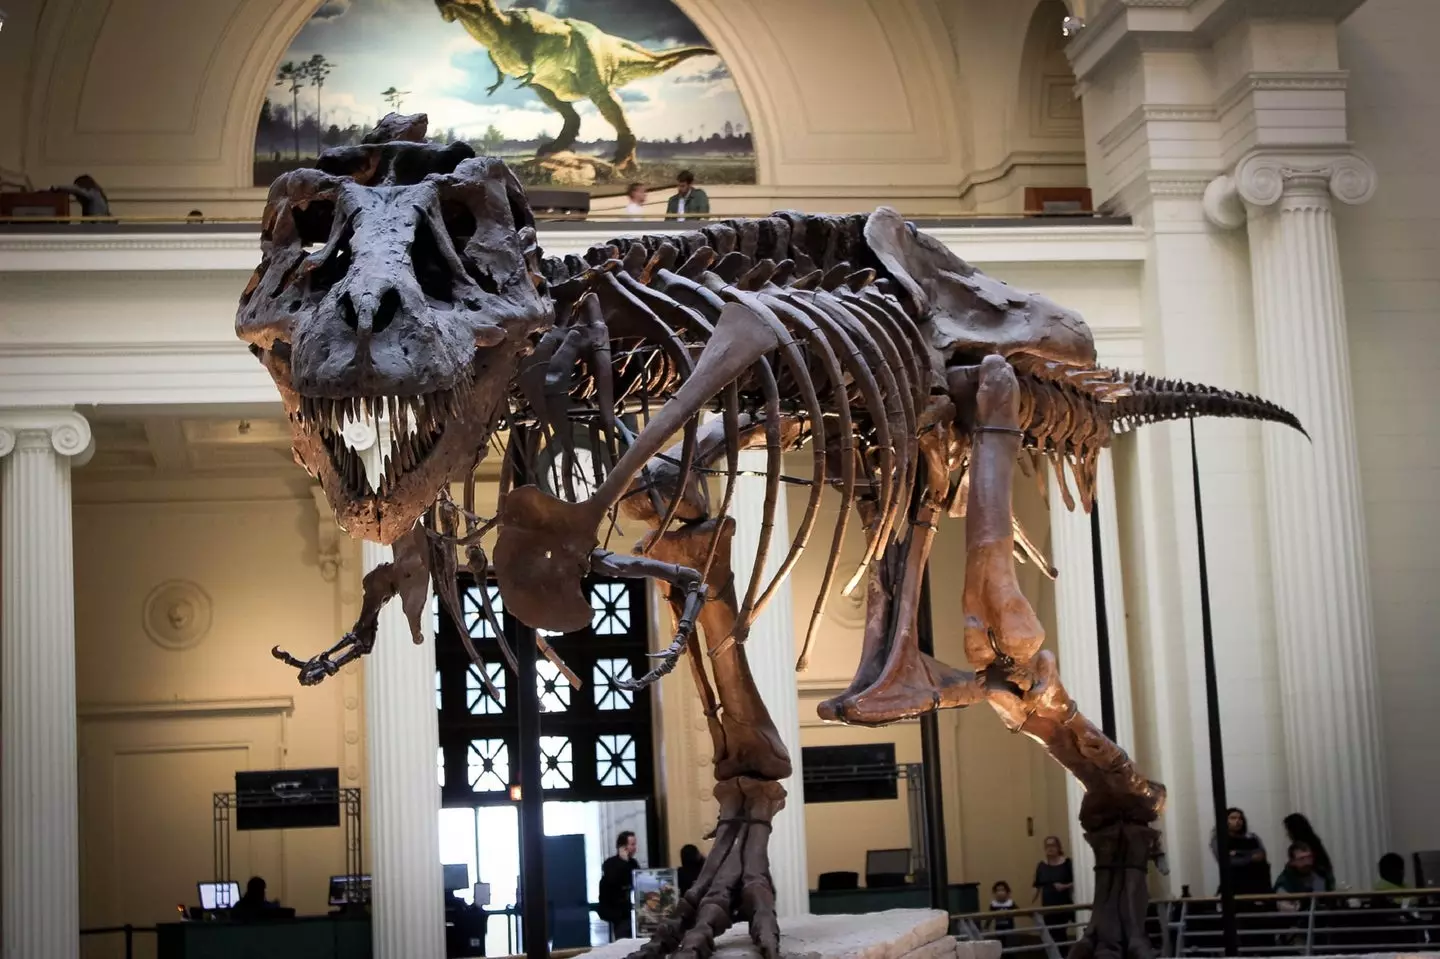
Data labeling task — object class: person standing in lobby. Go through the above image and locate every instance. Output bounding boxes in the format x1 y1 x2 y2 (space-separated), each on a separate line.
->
598 831 640 942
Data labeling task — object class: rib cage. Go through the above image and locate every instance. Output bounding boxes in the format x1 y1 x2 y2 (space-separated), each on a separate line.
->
512 211 1305 666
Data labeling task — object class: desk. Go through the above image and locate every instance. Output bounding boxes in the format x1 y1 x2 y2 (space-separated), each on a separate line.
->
156 914 371 959
809 883 979 920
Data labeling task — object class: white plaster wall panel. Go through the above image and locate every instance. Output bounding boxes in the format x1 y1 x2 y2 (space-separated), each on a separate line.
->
1335 0 1440 866
0 0 43 175
695 0 966 185
27 0 276 182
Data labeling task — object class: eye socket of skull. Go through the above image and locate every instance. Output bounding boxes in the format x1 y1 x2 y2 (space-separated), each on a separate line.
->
436 158 535 299
237 171 345 345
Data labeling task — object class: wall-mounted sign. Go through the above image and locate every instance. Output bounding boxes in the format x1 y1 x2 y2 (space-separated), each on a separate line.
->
255 0 756 191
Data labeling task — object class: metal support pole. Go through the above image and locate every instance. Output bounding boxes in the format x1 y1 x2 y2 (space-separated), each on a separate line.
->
916 566 950 913
512 430 551 959
1190 418 1238 955
516 631 549 958
1089 506 1116 741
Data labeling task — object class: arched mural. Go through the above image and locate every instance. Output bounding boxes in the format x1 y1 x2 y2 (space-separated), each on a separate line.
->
253 0 756 189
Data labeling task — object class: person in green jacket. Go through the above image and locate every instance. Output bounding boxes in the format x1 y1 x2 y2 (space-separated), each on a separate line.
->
665 170 709 220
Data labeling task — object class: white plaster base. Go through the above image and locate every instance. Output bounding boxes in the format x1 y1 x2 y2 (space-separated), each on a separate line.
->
585 909 997 959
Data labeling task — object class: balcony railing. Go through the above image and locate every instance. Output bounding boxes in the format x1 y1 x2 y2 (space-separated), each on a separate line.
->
954 888 1440 957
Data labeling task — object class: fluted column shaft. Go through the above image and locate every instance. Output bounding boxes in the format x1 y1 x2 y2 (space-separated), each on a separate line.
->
1047 451 1134 904
1207 150 1388 885
0 409 92 959
345 418 445 958
730 451 808 917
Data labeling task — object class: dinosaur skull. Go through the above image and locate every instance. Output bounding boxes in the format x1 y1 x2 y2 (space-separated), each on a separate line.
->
863 207 1098 369
237 147 554 544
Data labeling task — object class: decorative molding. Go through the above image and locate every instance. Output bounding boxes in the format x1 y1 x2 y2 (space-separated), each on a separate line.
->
1214 70 1349 120
0 223 1149 274
78 696 295 720
0 407 94 463
141 579 213 651
1203 150 1378 229
310 486 344 583
1098 104 1216 153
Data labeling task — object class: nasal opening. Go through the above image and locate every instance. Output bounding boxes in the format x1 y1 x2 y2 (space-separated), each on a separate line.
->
338 288 402 336
373 288 401 335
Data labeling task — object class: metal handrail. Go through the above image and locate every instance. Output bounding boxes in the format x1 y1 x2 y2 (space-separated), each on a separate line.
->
954 887 1440 957
79 924 159 959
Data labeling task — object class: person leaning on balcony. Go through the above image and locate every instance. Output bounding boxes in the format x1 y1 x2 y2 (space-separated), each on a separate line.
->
1210 807 1272 897
665 170 709 220
1275 842 1334 902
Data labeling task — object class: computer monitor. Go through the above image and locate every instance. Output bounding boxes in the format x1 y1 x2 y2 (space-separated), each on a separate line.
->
865 848 911 888
198 881 241 910
328 875 371 906
442 863 469 892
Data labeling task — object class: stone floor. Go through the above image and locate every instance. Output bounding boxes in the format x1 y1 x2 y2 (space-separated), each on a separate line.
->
584 909 1003 959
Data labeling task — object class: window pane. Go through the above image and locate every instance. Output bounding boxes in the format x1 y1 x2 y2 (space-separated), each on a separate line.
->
593 658 634 711
597 734 637 787
590 582 631 635
466 661 506 715
539 736 573 790
462 584 504 638
536 660 571 713
468 738 510 792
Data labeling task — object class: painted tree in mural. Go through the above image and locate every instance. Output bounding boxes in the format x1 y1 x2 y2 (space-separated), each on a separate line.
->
238 117 1304 959
275 61 306 159
307 54 334 156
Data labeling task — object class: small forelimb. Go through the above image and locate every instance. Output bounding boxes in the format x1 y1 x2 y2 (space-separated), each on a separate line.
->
272 546 411 685
591 547 707 690
274 524 431 687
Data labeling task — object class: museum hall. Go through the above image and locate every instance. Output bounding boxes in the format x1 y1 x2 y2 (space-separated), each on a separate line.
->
0 0 1435 957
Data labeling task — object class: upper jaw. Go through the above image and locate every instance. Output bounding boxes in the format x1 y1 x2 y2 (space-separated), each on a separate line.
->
276 346 512 543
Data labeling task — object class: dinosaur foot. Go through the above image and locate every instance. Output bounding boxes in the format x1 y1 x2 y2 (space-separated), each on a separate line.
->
1068 819 1159 959
627 777 785 959
612 146 638 174
818 648 982 726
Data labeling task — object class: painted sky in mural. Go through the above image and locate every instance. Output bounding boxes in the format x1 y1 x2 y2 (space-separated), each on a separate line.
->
254 0 755 189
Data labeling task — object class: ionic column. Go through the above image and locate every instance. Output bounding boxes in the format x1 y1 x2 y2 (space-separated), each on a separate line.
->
730 451 808 917
343 418 445 958
1205 151 1388 885
1047 450 1135 904
0 409 92 959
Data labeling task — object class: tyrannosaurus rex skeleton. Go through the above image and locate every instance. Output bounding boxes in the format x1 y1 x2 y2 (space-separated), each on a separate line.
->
236 122 1302 959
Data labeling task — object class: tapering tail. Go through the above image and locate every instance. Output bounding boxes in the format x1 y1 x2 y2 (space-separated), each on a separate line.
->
1109 372 1307 438
647 45 717 72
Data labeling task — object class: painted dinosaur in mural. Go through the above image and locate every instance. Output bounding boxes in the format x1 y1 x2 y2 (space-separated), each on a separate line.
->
237 115 1303 959
436 0 717 171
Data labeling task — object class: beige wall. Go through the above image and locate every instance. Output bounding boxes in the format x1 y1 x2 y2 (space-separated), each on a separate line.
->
72 471 364 940
0 0 1081 218
1336 0 1440 863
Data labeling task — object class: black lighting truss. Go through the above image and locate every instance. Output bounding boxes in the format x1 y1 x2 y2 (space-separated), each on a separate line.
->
213 787 364 904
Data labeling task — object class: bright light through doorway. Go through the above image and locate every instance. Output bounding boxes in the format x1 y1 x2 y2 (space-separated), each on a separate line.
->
440 798 649 953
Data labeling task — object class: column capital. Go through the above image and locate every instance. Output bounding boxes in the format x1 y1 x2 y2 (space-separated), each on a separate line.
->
1203 150 1377 229
0 408 94 464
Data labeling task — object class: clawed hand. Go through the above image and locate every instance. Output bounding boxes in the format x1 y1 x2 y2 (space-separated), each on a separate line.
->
272 633 365 686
